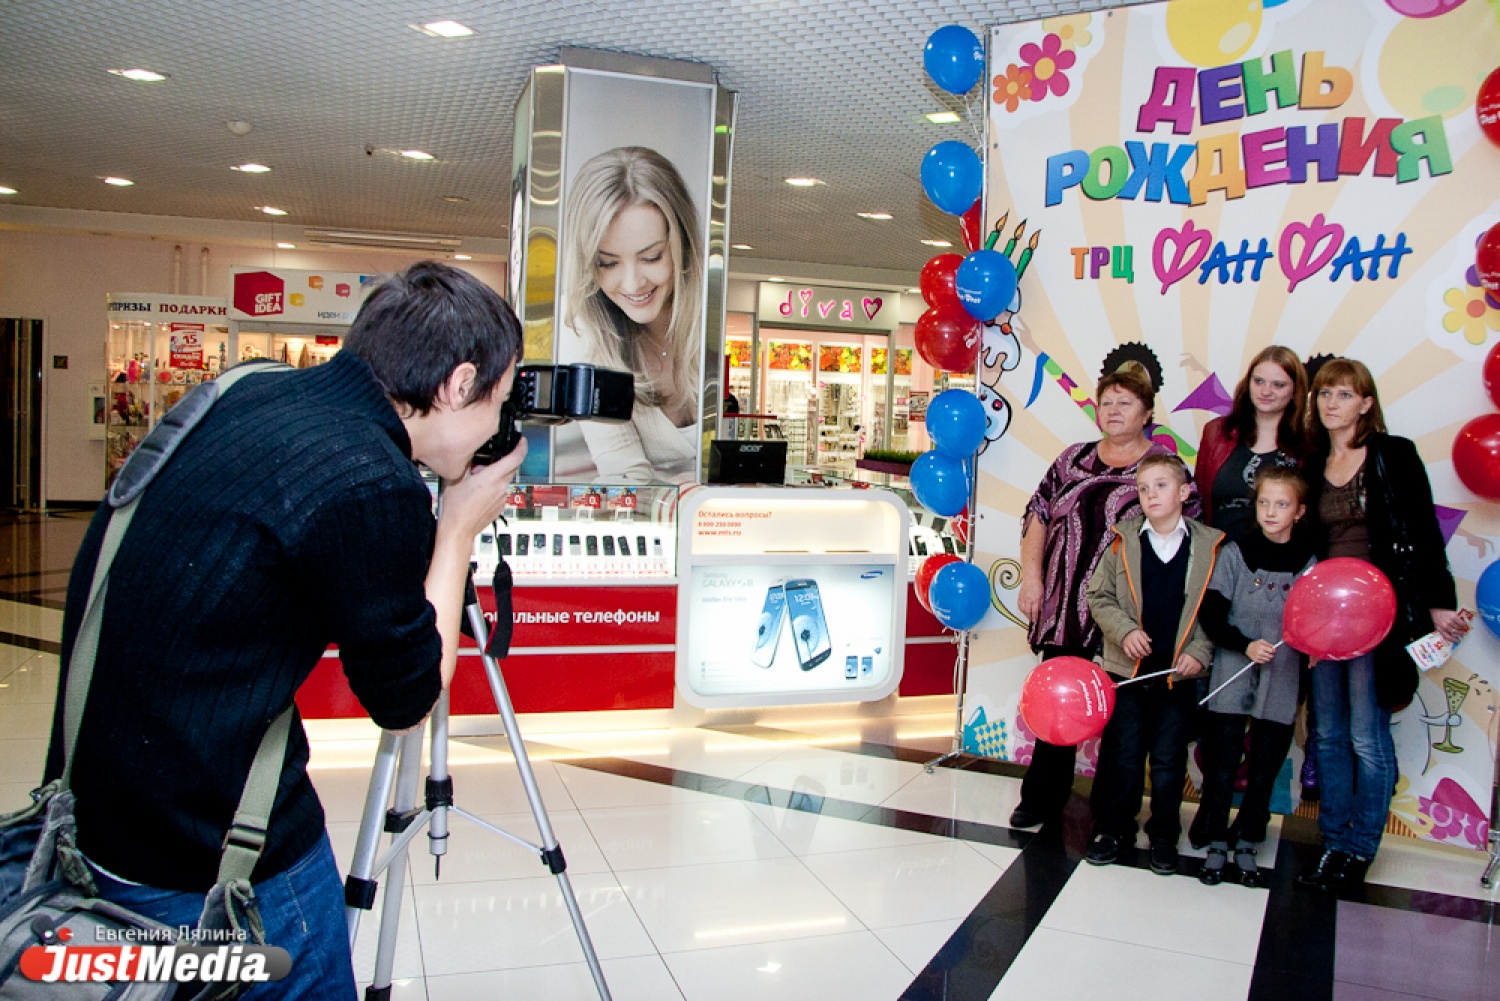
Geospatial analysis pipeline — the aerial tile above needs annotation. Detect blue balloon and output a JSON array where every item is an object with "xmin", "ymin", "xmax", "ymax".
[
  {"xmin": 921, "ymin": 142, "xmax": 982, "ymax": 216},
  {"xmin": 929, "ymin": 561, "xmax": 990, "ymax": 631},
  {"xmin": 955, "ymin": 250, "xmax": 1019, "ymax": 323},
  {"xmin": 910, "ymin": 449, "xmax": 971, "ymax": 516},
  {"xmin": 1478, "ymin": 560, "xmax": 1500, "ymax": 638},
  {"xmin": 924, "ymin": 25, "xmax": 985, "ymax": 95},
  {"xmin": 926, "ymin": 389, "xmax": 987, "ymax": 457}
]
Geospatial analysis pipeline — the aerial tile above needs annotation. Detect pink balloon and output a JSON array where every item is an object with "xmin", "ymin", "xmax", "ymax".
[
  {"xmin": 1383, "ymin": 0, "xmax": 1465, "ymax": 17},
  {"xmin": 1019, "ymin": 656, "xmax": 1117, "ymax": 746},
  {"xmin": 1283, "ymin": 558, "xmax": 1396, "ymax": 661}
]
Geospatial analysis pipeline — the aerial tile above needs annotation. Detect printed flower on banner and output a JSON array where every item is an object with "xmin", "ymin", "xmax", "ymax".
[
  {"xmin": 1041, "ymin": 14, "xmax": 1092, "ymax": 52},
  {"xmin": 1419, "ymin": 778, "xmax": 1489, "ymax": 850},
  {"xmin": 992, "ymin": 64, "xmax": 1034, "ymax": 112},
  {"xmin": 1011, "ymin": 706, "xmax": 1037, "ymax": 765},
  {"xmin": 1021, "ymin": 33, "xmax": 1077, "ymax": 101},
  {"xmin": 1387, "ymin": 774, "xmax": 1436, "ymax": 838},
  {"xmin": 1442, "ymin": 285, "xmax": 1500, "ymax": 345}
]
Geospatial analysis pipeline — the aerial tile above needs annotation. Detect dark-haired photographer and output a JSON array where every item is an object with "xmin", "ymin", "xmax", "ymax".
[{"xmin": 21, "ymin": 262, "xmax": 527, "ymax": 998}]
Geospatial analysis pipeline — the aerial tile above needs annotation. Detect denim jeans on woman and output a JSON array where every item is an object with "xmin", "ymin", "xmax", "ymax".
[
  {"xmin": 1310, "ymin": 653, "xmax": 1397, "ymax": 859},
  {"xmin": 89, "ymin": 832, "xmax": 357, "ymax": 1000}
]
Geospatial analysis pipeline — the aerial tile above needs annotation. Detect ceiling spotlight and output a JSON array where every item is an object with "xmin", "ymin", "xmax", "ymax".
[
  {"xmin": 401, "ymin": 150, "xmax": 435, "ymax": 161},
  {"xmin": 227, "ymin": 120, "xmax": 253, "ymax": 136},
  {"xmin": 102, "ymin": 177, "xmax": 134, "ymax": 186},
  {"xmin": 906, "ymin": 288, "xmax": 922, "ymax": 294},
  {"xmin": 856, "ymin": 212, "xmax": 893, "ymax": 221},
  {"xmin": 784, "ymin": 177, "xmax": 822, "ymax": 187},
  {"xmin": 275, "ymin": 242, "xmax": 296, "ymax": 249},
  {"xmin": 258, "ymin": 206, "xmax": 288, "ymax": 216},
  {"xmin": 411, "ymin": 20, "xmax": 474, "ymax": 37},
  {"xmin": 767, "ymin": 277, "xmax": 787, "ymax": 283},
  {"xmin": 924, "ymin": 111, "xmax": 962, "ymax": 124},
  {"xmin": 441, "ymin": 195, "xmax": 469, "ymax": 203},
  {"xmin": 0, "ymin": 186, "xmax": 15, "ymax": 196},
  {"xmin": 232, "ymin": 163, "xmax": 271, "ymax": 173},
  {"xmin": 730, "ymin": 244, "xmax": 752, "ymax": 250},
  {"xmin": 453, "ymin": 254, "xmax": 473, "ymax": 260},
  {"xmin": 108, "ymin": 68, "xmax": 168, "ymax": 82},
  {"xmin": 920, "ymin": 239, "xmax": 952, "ymax": 247}
]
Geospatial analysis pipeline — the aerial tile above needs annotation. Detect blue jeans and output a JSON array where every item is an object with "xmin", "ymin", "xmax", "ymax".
[
  {"xmin": 1311, "ymin": 654, "xmax": 1396, "ymax": 859},
  {"xmin": 91, "ymin": 832, "xmax": 357, "ymax": 1000}
]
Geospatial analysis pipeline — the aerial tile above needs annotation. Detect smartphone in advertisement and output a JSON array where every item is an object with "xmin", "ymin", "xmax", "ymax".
[
  {"xmin": 533, "ymin": 532, "xmax": 546, "ymax": 552},
  {"xmin": 941, "ymin": 536, "xmax": 956, "ymax": 554},
  {"xmin": 552, "ymin": 534, "xmax": 564, "ymax": 557},
  {"xmin": 568, "ymin": 535, "xmax": 582, "ymax": 558},
  {"xmin": 602, "ymin": 536, "xmax": 615, "ymax": 557},
  {"xmin": 516, "ymin": 533, "xmax": 530, "ymax": 556},
  {"xmin": 619, "ymin": 535, "xmax": 632, "ymax": 556},
  {"xmin": 844, "ymin": 655, "xmax": 858, "ymax": 680},
  {"xmin": 784, "ymin": 578, "xmax": 832, "ymax": 670},
  {"xmin": 749, "ymin": 583, "xmax": 787, "ymax": 669},
  {"xmin": 585, "ymin": 536, "xmax": 598, "ymax": 557},
  {"xmin": 498, "ymin": 534, "xmax": 513, "ymax": 557}
]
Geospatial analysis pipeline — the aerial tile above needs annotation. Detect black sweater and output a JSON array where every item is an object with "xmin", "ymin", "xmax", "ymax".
[{"xmin": 45, "ymin": 352, "xmax": 443, "ymax": 891}]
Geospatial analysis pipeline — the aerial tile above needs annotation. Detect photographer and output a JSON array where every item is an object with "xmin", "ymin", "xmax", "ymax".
[{"xmin": 33, "ymin": 262, "xmax": 525, "ymax": 997}]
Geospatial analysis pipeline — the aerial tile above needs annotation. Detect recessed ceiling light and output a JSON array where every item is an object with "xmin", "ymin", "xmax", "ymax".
[
  {"xmin": 0, "ymin": 186, "xmax": 15, "ymax": 196},
  {"xmin": 906, "ymin": 288, "xmax": 922, "ymax": 294},
  {"xmin": 411, "ymin": 20, "xmax": 474, "ymax": 37},
  {"xmin": 453, "ymin": 254, "xmax": 473, "ymax": 260},
  {"xmin": 276, "ymin": 242, "xmax": 296, "ymax": 249},
  {"xmin": 108, "ymin": 68, "xmax": 168, "ymax": 82},
  {"xmin": 258, "ymin": 206, "xmax": 287, "ymax": 216},
  {"xmin": 920, "ymin": 239, "xmax": 952, "ymax": 247},
  {"xmin": 784, "ymin": 177, "xmax": 822, "ymax": 187},
  {"xmin": 401, "ymin": 150, "xmax": 435, "ymax": 161},
  {"xmin": 925, "ymin": 111, "xmax": 962, "ymax": 125},
  {"xmin": 232, "ymin": 163, "xmax": 271, "ymax": 173},
  {"xmin": 731, "ymin": 244, "xmax": 752, "ymax": 250},
  {"xmin": 441, "ymin": 195, "xmax": 468, "ymax": 203},
  {"xmin": 857, "ymin": 212, "xmax": 893, "ymax": 221},
  {"xmin": 101, "ymin": 177, "xmax": 134, "ymax": 186},
  {"xmin": 767, "ymin": 277, "xmax": 786, "ymax": 283}
]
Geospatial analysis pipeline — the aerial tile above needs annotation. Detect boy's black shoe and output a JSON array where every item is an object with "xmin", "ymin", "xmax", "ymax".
[
  {"xmin": 1296, "ymin": 849, "xmax": 1351, "ymax": 890},
  {"xmin": 1085, "ymin": 834, "xmax": 1122, "ymax": 866},
  {"xmin": 1008, "ymin": 806, "xmax": 1048, "ymax": 829},
  {"xmin": 1149, "ymin": 844, "xmax": 1179, "ymax": 876}
]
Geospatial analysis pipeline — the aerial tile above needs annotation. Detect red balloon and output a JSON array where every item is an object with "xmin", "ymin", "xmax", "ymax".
[
  {"xmin": 920, "ymin": 253, "xmax": 965, "ymax": 308},
  {"xmin": 1477, "ymin": 221, "xmax": 1500, "ymax": 299},
  {"xmin": 950, "ymin": 507, "xmax": 970, "ymax": 546},
  {"xmin": 1479, "ymin": 67, "xmax": 1500, "ymax": 149},
  {"xmin": 1019, "ymin": 656, "xmax": 1117, "ymax": 746},
  {"xmin": 960, "ymin": 199, "xmax": 983, "ymax": 252},
  {"xmin": 1283, "ymin": 558, "xmax": 1396, "ymax": 661},
  {"xmin": 914, "ymin": 553, "xmax": 962, "ymax": 613},
  {"xmin": 1454, "ymin": 413, "xmax": 1500, "ymax": 500},
  {"xmin": 915, "ymin": 303, "xmax": 980, "ymax": 373},
  {"xmin": 1484, "ymin": 341, "xmax": 1500, "ymax": 410}
]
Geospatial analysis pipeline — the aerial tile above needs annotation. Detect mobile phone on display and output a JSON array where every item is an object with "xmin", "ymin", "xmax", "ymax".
[
  {"xmin": 602, "ymin": 536, "xmax": 615, "ymax": 557},
  {"xmin": 498, "ymin": 534, "xmax": 513, "ymax": 557},
  {"xmin": 585, "ymin": 536, "xmax": 598, "ymax": 557},
  {"xmin": 914, "ymin": 539, "xmax": 929, "ymax": 556},
  {"xmin": 516, "ymin": 533, "xmax": 529, "ymax": 556},
  {"xmin": 845, "ymin": 655, "xmax": 859, "ymax": 680},
  {"xmin": 533, "ymin": 533, "xmax": 546, "ymax": 552},
  {"xmin": 568, "ymin": 535, "xmax": 582, "ymax": 557},
  {"xmin": 618, "ymin": 535, "xmax": 632, "ymax": 556},
  {"xmin": 784, "ymin": 578, "xmax": 832, "ymax": 670},
  {"xmin": 941, "ymin": 537, "xmax": 956, "ymax": 554},
  {"xmin": 551, "ymin": 534, "xmax": 563, "ymax": 557},
  {"xmin": 749, "ymin": 583, "xmax": 787, "ymax": 669},
  {"xmin": 637, "ymin": 536, "xmax": 648, "ymax": 558}
]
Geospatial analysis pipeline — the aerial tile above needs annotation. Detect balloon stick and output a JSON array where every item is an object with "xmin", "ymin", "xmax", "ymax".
[
  {"xmin": 1197, "ymin": 641, "xmax": 1284, "ymax": 707},
  {"xmin": 1114, "ymin": 666, "xmax": 1178, "ymax": 687}
]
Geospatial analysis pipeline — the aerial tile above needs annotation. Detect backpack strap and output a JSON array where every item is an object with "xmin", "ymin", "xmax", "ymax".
[{"xmin": 61, "ymin": 360, "xmax": 297, "ymax": 883}]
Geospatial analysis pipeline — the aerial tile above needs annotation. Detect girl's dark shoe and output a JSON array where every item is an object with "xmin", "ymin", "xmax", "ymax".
[
  {"xmin": 1326, "ymin": 855, "xmax": 1371, "ymax": 893},
  {"xmin": 1234, "ymin": 840, "xmax": 1263, "ymax": 888},
  {"xmin": 1297, "ymin": 848, "xmax": 1351, "ymax": 889},
  {"xmin": 1199, "ymin": 842, "xmax": 1229, "ymax": 886}
]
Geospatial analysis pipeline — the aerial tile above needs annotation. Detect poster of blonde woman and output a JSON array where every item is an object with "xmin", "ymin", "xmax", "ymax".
[{"xmin": 555, "ymin": 70, "xmax": 716, "ymax": 483}]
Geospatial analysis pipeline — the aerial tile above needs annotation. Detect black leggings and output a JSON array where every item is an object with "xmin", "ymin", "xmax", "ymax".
[
  {"xmin": 1189, "ymin": 711, "xmax": 1295, "ymax": 845},
  {"xmin": 1016, "ymin": 645, "xmax": 1095, "ymax": 816}
]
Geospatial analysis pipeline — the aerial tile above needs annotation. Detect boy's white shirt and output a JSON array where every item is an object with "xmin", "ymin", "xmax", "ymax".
[{"xmin": 1139, "ymin": 515, "xmax": 1187, "ymax": 563}]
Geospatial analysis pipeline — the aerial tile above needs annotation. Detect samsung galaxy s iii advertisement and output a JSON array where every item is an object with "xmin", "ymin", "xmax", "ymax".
[{"xmin": 683, "ymin": 564, "xmax": 900, "ymax": 703}]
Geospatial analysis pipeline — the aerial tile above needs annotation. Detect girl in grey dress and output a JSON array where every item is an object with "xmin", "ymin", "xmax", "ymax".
[{"xmin": 1190, "ymin": 467, "xmax": 1316, "ymax": 886}]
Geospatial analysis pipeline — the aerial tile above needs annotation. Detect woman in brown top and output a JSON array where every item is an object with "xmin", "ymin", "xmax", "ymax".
[{"xmin": 1297, "ymin": 359, "xmax": 1461, "ymax": 893}]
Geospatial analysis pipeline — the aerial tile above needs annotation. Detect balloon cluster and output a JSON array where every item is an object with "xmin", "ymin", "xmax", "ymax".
[
  {"xmin": 910, "ymin": 389, "xmax": 988, "ymax": 630},
  {"xmin": 916, "ymin": 26, "xmax": 1018, "ymax": 378},
  {"xmin": 1453, "ymin": 302, "xmax": 1500, "ymax": 500}
]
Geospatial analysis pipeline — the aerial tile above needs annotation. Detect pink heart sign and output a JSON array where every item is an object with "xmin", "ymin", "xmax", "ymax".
[{"xmin": 862, "ymin": 296, "xmax": 883, "ymax": 320}]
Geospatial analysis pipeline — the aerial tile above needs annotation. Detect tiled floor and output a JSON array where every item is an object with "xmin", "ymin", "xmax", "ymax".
[{"xmin": 3, "ymin": 510, "xmax": 1499, "ymax": 1000}]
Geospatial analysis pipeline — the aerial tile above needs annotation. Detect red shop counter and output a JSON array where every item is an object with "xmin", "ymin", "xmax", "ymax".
[{"xmin": 295, "ymin": 581, "xmax": 957, "ymax": 719}]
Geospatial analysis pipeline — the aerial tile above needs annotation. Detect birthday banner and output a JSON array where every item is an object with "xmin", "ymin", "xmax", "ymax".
[{"xmin": 966, "ymin": 0, "xmax": 1500, "ymax": 850}]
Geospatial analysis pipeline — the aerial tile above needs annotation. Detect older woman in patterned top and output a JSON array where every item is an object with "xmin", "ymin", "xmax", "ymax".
[{"xmin": 1010, "ymin": 369, "xmax": 1201, "ymax": 829}]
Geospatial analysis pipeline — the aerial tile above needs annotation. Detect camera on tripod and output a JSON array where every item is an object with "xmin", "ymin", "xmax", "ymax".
[{"xmin": 473, "ymin": 363, "xmax": 634, "ymax": 464}]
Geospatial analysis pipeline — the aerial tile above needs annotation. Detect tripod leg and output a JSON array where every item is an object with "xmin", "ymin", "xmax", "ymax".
[
  {"xmin": 465, "ymin": 599, "xmax": 612, "ymax": 1001},
  {"xmin": 346, "ymin": 729, "xmax": 402, "ymax": 946},
  {"xmin": 366, "ymin": 727, "xmax": 425, "ymax": 999},
  {"xmin": 427, "ymin": 690, "xmax": 452, "ymax": 878}
]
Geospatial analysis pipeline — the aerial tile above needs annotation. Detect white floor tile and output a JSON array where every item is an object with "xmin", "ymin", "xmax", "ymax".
[
  {"xmin": 618, "ymin": 857, "xmax": 860, "ymax": 953},
  {"xmin": 0, "ymin": 781, "xmax": 36, "ymax": 812},
  {"xmin": 0, "ymin": 655, "xmax": 59, "ymax": 703},
  {"xmin": 744, "ymin": 801, "xmax": 950, "ymax": 856},
  {"xmin": 990, "ymin": 928, "xmax": 1254, "ymax": 1001},
  {"xmin": 873, "ymin": 918, "xmax": 964, "ymax": 975},
  {"xmin": 800, "ymin": 841, "xmax": 1012, "ymax": 929},
  {"xmin": 1367, "ymin": 835, "xmax": 1500, "ymax": 903},
  {"xmin": 878, "ymin": 765, "xmax": 1024, "ymax": 829},
  {"xmin": 553, "ymin": 763, "xmax": 721, "ymax": 809},
  {"xmin": 967, "ymin": 839, "xmax": 1023, "ymax": 869},
  {"xmin": 534, "ymin": 727, "xmax": 786, "ymax": 781},
  {"xmin": 0, "ymin": 599, "xmax": 63, "ymax": 641},
  {"xmin": 582, "ymin": 799, "xmax": 789, "ymax": 871},
  {"xmin": 349, "ymin": 871, "xmax": 426, "ymax": 982},
  {"xmin": 406, "ymin": 810, "xmax": 611, "ymax": 885},
  {"xmin": 0, "ymin": 647, "xmax": 44, "ymax": 679},
  {"xmin": 413, "ymin": 872, "xmax": 656, "ymax": 976},
  {"xmin": 663, "ymin": 930, "xmax": 913, "ymax": 1001},
  {"xmin": 425, "ymin": 955, "xmax": 683, "ymax": 1001},
  {"xmin": 1041, "ymin": 862, "xmax": 1269, "ymax": 965},
  {"xmin": 355, "ymin": 978, "xmax": 427, "ymax": 1001},
  {"xmin": 733, "ymin": 748, "xmax": 922, "ymax": 809},
  {"xmin": 0, "ymin": 739, "xmax": 47, "ymax": 784},
  {"xmin": 0, "ymin": 703, "xmax": 53, "ymax": 740},
  {"xmin": 312, "ymin": 758, "xmax": 574, "ymax": 824}
]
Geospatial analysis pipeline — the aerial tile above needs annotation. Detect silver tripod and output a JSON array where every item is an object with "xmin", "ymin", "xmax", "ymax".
[{"xmin": 342, "ymin": 575, "xmax": 611, "ymax": 1000}]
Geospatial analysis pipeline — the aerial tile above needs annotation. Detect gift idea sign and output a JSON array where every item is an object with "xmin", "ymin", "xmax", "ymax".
[{"xmin": 965, "ymin": 0, "xmax": 1500, "ymax": 851}]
